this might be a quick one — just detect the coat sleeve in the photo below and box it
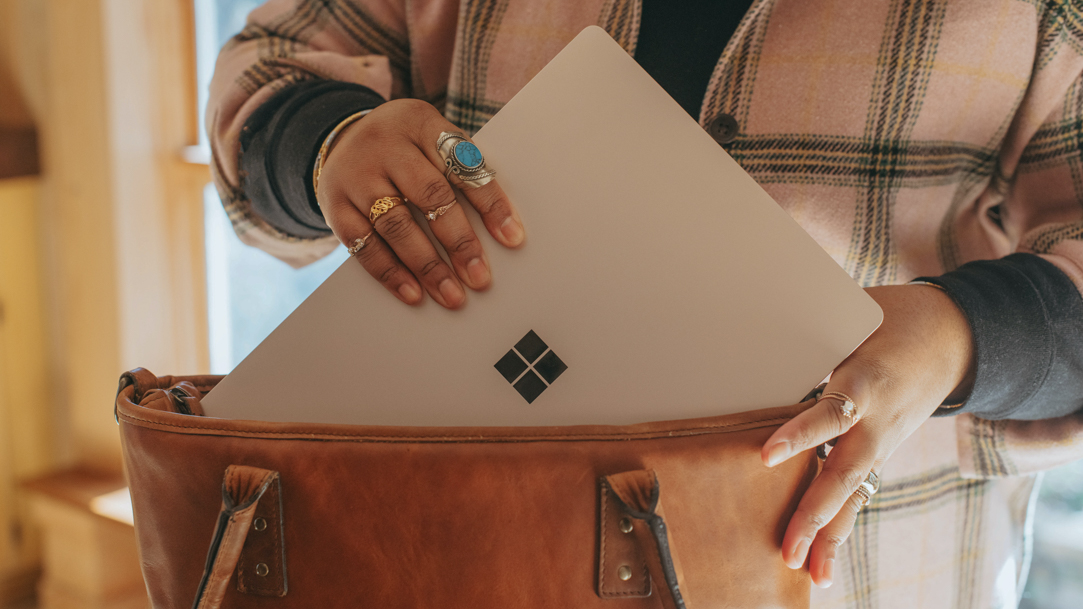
[206,0,409,268]
[956,65,1083,478]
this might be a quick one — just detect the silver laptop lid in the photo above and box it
[200,26,883,426]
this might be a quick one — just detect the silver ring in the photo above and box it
[859,470,880,495]
[347,232,373,256]
[437,131,496,189]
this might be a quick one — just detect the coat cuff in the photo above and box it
[239,80,386,238]
[916,253,1083,420]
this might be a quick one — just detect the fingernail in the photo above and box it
[789,538,811,569]
[817,559,834,588]
[398,283,421,303]
[766,442,792,467]
[439,278,465,307]
[466,257,490,286]
[500,217,524,246]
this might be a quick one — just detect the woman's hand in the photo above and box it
[316,99,526,309]
[761,284,975,588]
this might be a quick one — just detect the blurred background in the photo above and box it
[0,0,1079,607]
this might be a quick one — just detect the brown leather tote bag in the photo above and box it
[115,368,820,609]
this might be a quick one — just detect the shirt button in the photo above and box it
[707,113,739,145]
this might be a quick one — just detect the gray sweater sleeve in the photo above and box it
[917,253,1083,420]
[238,80,386,238]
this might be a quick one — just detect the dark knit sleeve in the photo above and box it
[238,80,386,238]
[917,253,1083,420]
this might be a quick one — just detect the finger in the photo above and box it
[321,192,422,305]
[368,188,466,309]
[808,491,867,588]
[761,391,862,467]
[413,118,525,248]
[387,152,492,291]
[781,435,878,570]
[456,178,525,248]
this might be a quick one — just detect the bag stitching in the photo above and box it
[600,484,608,592]
[118,410,793,442]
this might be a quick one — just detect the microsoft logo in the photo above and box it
[494,330,568,404]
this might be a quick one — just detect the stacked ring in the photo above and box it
[820,391,859,425]
[370,196,404,223]
[853,470,881,509]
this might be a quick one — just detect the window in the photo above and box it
[1020,460,1083,609]
[194,0,347,372]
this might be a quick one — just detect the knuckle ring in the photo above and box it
[820,391,860,426]
[437,132,496,188]
[369,196,405,224]
[347,231,373,256]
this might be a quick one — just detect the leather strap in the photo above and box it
[192,466,285,609]
[599,470,687,609]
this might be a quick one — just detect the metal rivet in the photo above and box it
[255,563,269,577]
[617,565,632,581]
[253,517,267,531]
[619,518,633,534]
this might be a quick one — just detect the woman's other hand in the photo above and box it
[761,284,975,588]
[316,99,526,309]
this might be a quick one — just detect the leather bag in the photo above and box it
[115,368,820,609]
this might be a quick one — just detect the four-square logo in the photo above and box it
[494,330,568,403]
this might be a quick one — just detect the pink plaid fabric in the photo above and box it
[207,1,1083,606]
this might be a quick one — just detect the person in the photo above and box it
[207,1,1083,606]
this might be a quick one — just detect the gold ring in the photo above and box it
[369,196,404,224]
[347,232,373,256]
[820,391,859,425]
[425,200,457,221]
[853,485,873,509]
[853,470,880,509]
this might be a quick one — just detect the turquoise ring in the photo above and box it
[437,132,496,188]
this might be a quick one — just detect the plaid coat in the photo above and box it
[207,0,1083,607]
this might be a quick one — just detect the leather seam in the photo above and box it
[600,485,608,592]
[117,411,794,442]
[268,486,283,594]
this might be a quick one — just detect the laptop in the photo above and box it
[200,26,883,426]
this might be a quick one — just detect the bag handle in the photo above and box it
[192,466,286,609]
[598,470,687,609]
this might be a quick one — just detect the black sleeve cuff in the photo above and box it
[239,80,386,238]
[917,253,1083,420]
